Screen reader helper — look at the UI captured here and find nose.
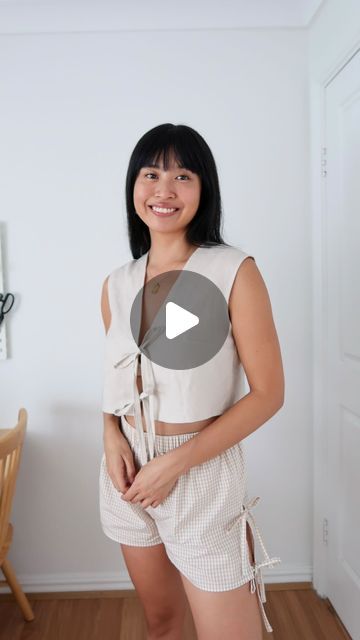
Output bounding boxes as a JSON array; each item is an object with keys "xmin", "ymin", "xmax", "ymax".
[{"xmin": 154, "ymin": 175, "xmax": 177, "ymax": 198}]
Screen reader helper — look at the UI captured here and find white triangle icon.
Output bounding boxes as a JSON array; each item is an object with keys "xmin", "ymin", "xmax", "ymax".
[{"xmin": 165, "ymin": 301, "xmax": 199, "ymax": 340}]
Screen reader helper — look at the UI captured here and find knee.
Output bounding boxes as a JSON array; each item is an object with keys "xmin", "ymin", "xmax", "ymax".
[{"xmin": 146, "ymin": 606, "xmax": 186, "ymax": 639}]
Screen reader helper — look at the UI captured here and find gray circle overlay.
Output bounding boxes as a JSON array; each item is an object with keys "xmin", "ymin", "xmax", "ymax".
[{"xmin": 130, "ymin": 269, "xmax": 230, "ymax": 370}]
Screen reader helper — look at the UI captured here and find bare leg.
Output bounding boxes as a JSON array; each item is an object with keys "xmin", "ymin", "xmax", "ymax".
[
  {"xmin": 178, "ymin": 522, "xmax": 263, "ymax": 640},
  {"xmin": 121, "ymin": 542, "xmax": 188, "ymax": 640}
]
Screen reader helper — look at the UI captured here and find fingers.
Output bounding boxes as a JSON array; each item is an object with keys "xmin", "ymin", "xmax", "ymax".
[
  {"xmin": 141, "ymin": 499, "xmax": 159, "ymax": 509},
  {"xmin": 123, "ymin": 455, "xmax": 137, "ymax": 486},
  {"xmin": 106, "ymin": 455, "xmax": 135, "ymax": 493}
]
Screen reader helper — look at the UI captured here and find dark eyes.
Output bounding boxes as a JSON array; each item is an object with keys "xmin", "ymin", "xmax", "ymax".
[{"xmin": 144, "ymin": 172, "xmax": 190, "ymax": 181}]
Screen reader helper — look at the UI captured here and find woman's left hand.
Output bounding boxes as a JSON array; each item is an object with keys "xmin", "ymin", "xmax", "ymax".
[{"xmin": 120, "ymin": 451, "xmax": 180, "ymax": 508}]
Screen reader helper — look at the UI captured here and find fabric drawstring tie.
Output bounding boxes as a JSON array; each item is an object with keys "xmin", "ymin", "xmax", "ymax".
[
  {"xmin": 226, "ymin": 494, "xmax": 281, "ymax": 633},
  {"xmin": 113, "ymin": 328, "xmax": 162, "ymax": 466}
]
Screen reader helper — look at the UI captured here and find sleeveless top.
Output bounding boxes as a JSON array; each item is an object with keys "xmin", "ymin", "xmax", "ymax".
[{"xmin": 102, "ymin": 243, "xmax": 255, "ymax": 464}]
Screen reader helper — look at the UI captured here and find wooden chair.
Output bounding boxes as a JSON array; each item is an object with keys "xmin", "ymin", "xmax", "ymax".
[{"xmin": 0, "ymin": 407, "xmax": 34, "ymax": 620}]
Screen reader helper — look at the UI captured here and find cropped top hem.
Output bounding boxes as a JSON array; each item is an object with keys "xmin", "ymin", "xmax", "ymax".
[{"xmin": 103, "ymin": 396, "xmax": 244, "ymax": 423}]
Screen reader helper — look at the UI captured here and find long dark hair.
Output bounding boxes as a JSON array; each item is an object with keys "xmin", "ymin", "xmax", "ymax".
[{"xmin": 125, "ymin": 123, "xmax": 229, "ymax": 259}]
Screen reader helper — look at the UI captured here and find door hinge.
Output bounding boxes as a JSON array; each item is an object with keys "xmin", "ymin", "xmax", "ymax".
[
  {"xmin": 321, "ymin": 147, "xmax": 327, "ymax": 177},
  {"xmin": 323, "ymin": 517, "xmax": 329, "ymax": 544}
]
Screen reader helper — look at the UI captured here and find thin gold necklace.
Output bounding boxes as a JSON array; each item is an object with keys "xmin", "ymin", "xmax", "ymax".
[
  {"xmin": 147, "ymin": 248, "xmax": 194, "ymax": 294},
  {"xmin": 150, "ymin": 272, "xmax": 174, "ymax": 293}
]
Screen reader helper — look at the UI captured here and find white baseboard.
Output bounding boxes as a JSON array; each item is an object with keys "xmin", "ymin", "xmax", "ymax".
[{"xmin": 0, "ymin": 564, "xmax": 312, "ymax": 595}]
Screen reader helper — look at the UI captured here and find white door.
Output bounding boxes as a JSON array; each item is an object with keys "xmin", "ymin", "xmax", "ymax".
[{"xmin": 324, "ymin": 48, "xmax": 360, "ymax": 640}]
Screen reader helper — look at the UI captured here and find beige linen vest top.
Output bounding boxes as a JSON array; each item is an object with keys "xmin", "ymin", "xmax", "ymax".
[{"xmin": 102, "ymin": 243, "xmax": 254, "ymax": 463}]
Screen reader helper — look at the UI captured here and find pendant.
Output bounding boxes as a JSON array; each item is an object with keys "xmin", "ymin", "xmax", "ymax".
[{"xmin": 151, "ymin": 281, "xmax": 160, "ymax": 294}]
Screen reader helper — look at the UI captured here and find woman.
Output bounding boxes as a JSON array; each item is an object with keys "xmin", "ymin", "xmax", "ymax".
[{"xmin": 99, "ymin": 123, "xmax": 284, "ymax": 639}]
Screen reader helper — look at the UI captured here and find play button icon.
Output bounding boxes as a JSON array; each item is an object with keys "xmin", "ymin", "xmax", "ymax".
[
  {"xmin": 130, "ymin": 269, "xmax": 230, "ymax": 370},
  {"xmin": 166, "ymin": 302, "xmax": 199, "ymax": 339}
]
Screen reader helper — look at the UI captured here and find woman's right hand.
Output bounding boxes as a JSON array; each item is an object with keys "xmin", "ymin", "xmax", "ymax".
[{"xmin": 103, "ymin": 417, "xmax": 137, "ymax": 494}]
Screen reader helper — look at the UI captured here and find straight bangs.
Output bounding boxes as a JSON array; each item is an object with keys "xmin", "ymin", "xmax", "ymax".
[{"xmin": 132, "ymin": 130, "xmax": 205, "ymax": 177}]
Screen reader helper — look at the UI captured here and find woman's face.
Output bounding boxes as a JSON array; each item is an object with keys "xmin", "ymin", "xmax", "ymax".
[{"xmin": 133, "ymin": 152, "xmax": 201, "ymax": 235}]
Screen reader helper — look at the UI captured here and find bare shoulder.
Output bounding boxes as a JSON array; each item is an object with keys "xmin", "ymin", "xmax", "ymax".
[
  {"xmin": 100, "ymin": 275, "xmax": 111, "ymax": 335},
  {"xmin": 229, "ymin": 255, "xmax": 267, "ymax": 314}
]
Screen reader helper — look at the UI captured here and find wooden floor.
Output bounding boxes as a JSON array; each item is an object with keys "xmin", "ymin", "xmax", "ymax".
[{"xmin": 0, "ymin": 583, "xmax": 353, "ymax": 639}]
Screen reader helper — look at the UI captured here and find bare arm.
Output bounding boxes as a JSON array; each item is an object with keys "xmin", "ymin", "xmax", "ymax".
[{"xmin": 166, "ymin": 256, "xmax": 285, "ymax": 475}]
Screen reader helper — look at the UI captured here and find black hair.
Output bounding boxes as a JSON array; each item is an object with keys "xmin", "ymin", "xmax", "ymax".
[{"xmin": 125, "ymin": 123, "xmax": 230, "ymax": 258}]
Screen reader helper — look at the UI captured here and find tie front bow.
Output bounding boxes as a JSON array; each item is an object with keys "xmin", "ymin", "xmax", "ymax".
[{"xmin": 112, "ymin": 347, "xmax": 158, "ymax": 466}]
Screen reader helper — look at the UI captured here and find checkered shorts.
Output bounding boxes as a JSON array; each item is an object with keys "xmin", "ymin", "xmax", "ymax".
[{"xmin": 99, "ymin": 414, "xmax": 281, "ymax": 632}]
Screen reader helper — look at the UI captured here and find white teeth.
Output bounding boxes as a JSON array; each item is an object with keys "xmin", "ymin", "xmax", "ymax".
[{"xmin": 151, "ymin": 206, "xmax": 177, "ymax": 213}]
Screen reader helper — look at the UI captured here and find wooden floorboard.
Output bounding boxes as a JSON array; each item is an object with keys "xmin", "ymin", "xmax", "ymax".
[{"xmin": 0, "ymin": 583, "xmax": 353, "ymax": 639}]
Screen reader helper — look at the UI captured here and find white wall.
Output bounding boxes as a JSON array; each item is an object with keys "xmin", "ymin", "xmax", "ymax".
[{"xmin": 0, "ymin": 25, "xmax": 310, "ymax": 591}]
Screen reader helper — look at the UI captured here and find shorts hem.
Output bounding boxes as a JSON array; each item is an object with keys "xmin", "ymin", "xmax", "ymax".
[
  {"xmin": 165, "ymin": 548, "xmax": 256, "ymax": 592},
  {"xmin": 101, "ymin": 527, "xmax": 162, "ymax": 547}
]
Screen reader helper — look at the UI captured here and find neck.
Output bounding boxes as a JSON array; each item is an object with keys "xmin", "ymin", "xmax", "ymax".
[{"xmin": 147, "ymin": 233, "xmax": 196, "ymax": 270}]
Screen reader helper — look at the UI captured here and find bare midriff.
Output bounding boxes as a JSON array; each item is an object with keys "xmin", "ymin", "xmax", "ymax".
[
  {"xmin": 125, "ymin": 371, "xmax": 220, "ymax": 435},
  {"xmin": 124, "ymin": 412, "xmax": 220, "ymax": 436}
]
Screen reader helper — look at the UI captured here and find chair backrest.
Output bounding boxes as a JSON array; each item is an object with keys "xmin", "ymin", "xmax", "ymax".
[{"xmin": 0, "ymin": 408, "xmax": 27, "ymax": 553}]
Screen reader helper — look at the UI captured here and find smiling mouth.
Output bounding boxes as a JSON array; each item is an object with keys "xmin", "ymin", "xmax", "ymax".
[{"xmin": 148, "ymin": 205, "xmax": 180, "ymax": 217}]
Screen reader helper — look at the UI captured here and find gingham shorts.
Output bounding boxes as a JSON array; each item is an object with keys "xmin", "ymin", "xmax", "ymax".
[{"xmin": 99, "ymin": 414, "xmax": 281, "ymax": 632}]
